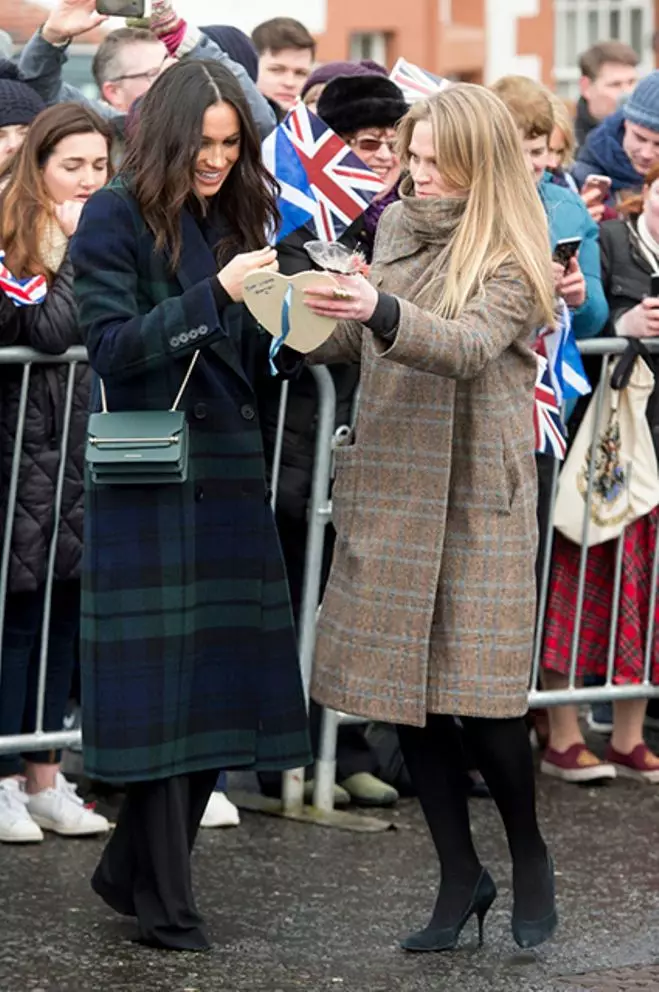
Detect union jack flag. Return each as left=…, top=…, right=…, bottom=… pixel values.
left=534, top=355, right=567, bottom=460
left=281, top=103, right=385, bottom=242
left=0, top=252, right=47, bottom=307
left=389, top=58, right=451, bottom=105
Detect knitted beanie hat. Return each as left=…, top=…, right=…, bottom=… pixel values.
left=300, top=59, right=387, bottom=99
left=0, top=59, right=45, bottom=129
left=317, top=74, right=407, bottom=136
left=624, top=71, right=659, bottom=134
left=201, top=25, right=259, bottom=83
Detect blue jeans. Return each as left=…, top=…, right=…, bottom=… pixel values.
left=0, top=581, right=80, bottom=776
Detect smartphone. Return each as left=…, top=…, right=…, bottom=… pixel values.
left=96, top=0, right=151, bottom=17
left=650, top=273, right=659, bottom=298
left=583, top=174, right=612, bottom=198
left=553, top=237, right=582, bottom=272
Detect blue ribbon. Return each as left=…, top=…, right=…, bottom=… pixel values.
left=269, top=283, right=293, bottom=375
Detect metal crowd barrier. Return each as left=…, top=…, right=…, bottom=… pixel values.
left=0, top=346, right=86, bottom=758
left=1, top=342, right=658, bottom=822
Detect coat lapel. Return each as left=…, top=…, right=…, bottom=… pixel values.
left=170, top=207, right=251, bottom=388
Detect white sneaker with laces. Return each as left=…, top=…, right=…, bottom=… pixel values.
left=0, top=778, right=44, bottom=843
left=200, top=791, right=240, bottom=828
left=26, top=773, right=110, bottom=837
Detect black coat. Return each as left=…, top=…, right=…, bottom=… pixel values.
left=570, top=217, right=659, bottom=455
left=0, top=254, right=90, bottom=592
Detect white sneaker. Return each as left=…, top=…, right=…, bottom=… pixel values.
left=26, top=773, right=110, bottom=837
left=0, top=778, right=43, bottom=843
left=200, top=791, right=240, bottom=828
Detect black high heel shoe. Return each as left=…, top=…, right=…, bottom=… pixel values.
left=512, top=854, right=558, bottom=950
left=401, top=869, right=497, bottom=953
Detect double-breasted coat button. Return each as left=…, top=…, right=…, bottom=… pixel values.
left=240, top=404, right=256, bottom=421
left=170, top=336, right=179, bottom=348
left=194, top=485, right=204, bottom=502
left=179, top=331, right=189, bottom=345
left=193, top=402, right=207, bottom=420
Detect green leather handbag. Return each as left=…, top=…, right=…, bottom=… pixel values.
left=86, top=351, right=199, bottom=486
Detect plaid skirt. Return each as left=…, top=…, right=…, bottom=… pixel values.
left=542, top=507, right=659, bottom=684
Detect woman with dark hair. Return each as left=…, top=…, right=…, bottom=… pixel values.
left=70, top=60, right=310, bottom=951
left=0, top=102, right=112, bottom=842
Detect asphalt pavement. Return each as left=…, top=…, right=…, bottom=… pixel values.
left=1, top=749, right=658, bottom=992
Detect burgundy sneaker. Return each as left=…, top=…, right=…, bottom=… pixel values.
left=605, top=743, right=659, bottom=784
left=540, top=744, right=616, bottom=783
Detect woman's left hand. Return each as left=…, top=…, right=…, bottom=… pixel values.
left=303, top=273, right=379, bottom=322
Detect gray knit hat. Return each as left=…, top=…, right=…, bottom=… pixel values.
left=624, top=71, right=659, bottom=134
left=0, top=59, right=45, bottom=129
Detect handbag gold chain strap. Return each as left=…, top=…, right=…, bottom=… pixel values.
left=98, top=350, right=201, bottom=414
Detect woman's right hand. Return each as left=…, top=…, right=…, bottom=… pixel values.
left=218, top=247, right=278, bottom=302
left=620, top=299, right=659, bottom=338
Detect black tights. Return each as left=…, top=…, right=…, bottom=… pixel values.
left=397, top=714, right=550, bottom=922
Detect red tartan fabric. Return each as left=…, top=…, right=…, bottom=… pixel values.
left=543, top=508, right=659, bottom=683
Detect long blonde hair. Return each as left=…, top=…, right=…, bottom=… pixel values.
left=548, top=91, right=576, bottom=167
left=397, top=84, right=555, bottom=325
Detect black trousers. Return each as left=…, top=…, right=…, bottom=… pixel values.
left=92, top=769, right=218, bottom=950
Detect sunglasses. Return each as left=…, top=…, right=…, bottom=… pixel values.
left=350, top=137, right=398, bottom=155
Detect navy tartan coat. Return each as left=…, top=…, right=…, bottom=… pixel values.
left=70, top=180, right=311, bottom=784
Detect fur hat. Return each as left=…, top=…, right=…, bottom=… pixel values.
left=317, top=74, right=407, bottom=136
left=300, top=59, right=387, bottom=99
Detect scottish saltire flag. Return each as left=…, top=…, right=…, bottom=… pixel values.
left=534, top=355, right=567, bottom=460
left=281, top=103, right=384, bottom=242
left=389, top=57, right=451, bottom=105
left=262, top=126, right=316, bottom=242
left=534, top=299, right=591, bottom=404
left=0, top=251, right=47, bottom=307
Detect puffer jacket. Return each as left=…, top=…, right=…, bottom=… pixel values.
left=0, top=254, right=91, bottom=592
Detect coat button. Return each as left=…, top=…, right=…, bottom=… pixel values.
left=193, top=402, right=207, bottom=420
left=195, top=485, right=204, bottom=502
left=240, top=404, right=256, bottom=421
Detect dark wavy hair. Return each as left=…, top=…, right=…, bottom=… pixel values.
left=121, top=59, right=279, bottom=268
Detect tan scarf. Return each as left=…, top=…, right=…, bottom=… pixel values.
left=398, top=174, right=467, bottom=248
left=40, top=214, right=69, bottom=274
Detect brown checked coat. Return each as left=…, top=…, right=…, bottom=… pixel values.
left=309, top=195, right=542, bottom=724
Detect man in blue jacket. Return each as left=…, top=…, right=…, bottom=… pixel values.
left=573, top=71, right=659, bottom=201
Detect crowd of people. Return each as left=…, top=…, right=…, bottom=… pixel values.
left=0, top=0, right=658, bottom=955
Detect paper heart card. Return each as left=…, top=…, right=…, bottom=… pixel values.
left=243, top=270, right=339, bottom=354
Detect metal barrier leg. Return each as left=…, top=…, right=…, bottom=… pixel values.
left=232, top=367, right=393, bottom=831
left=313, top=708, right=340, bottom=812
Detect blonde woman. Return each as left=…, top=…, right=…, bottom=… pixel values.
left=304, top=85, right=557, bottom=953
left=546, top=91, right=607, bottom=222
left=547, top=91, right=576, bottom=174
